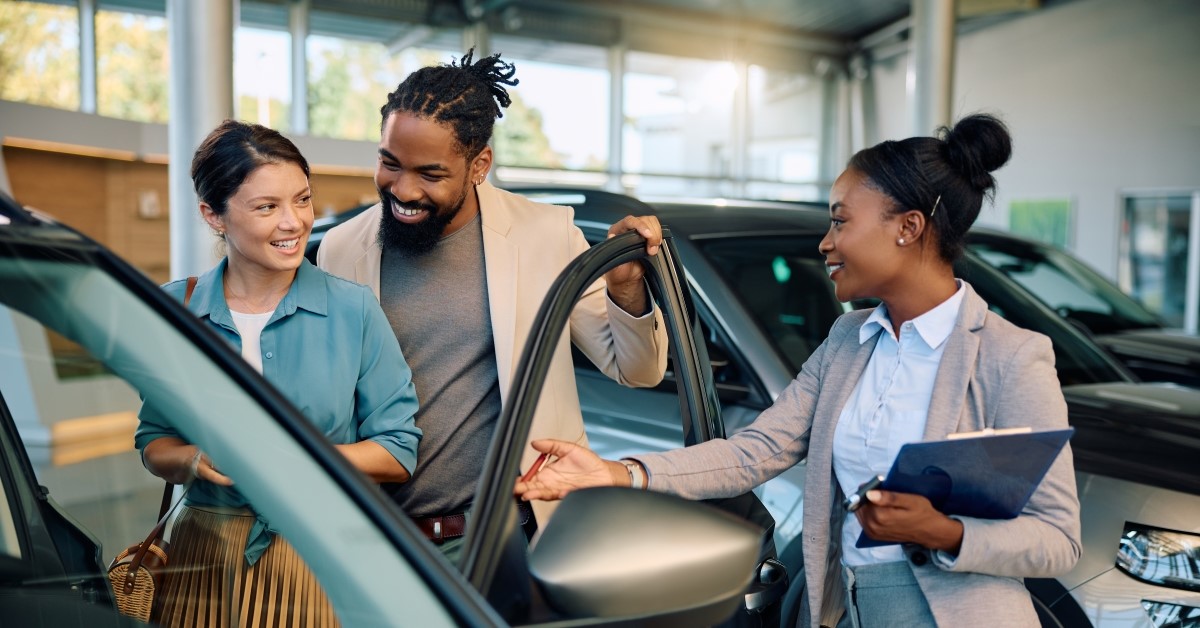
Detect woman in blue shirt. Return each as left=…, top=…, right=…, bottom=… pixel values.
left=136, top=120, right=421, bottom=627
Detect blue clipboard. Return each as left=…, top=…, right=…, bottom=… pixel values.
left=856, top=427, right=1074, bottom=548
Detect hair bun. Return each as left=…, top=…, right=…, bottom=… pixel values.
left=940, top=113, right=1012, bottom=193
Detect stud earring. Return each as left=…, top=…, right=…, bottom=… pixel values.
left=898, top=238, right=905, bottom=245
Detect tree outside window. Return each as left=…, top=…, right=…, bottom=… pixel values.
left=0, top=0, right=80, bottom=111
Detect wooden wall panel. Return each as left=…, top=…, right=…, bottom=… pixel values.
left=6, top=147, right=110, bottom=242
left=4, top=148, right=376, bottom=283
left=310, top=172, right=378, bottom=218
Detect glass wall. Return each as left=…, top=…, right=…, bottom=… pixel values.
left=1118, top=193, right=1196, bottom=329
left=746, top=64, right=822, bottom=201
left=0, top=0, right=79, bottom=110
left=307, top=36, right=457, bottom=141
left=96, top=8, right=168, bottom=123
left=491, top=37, right=609, bottom=173
left=235, top=26, right=292, bottom=131
left=623, top=51, right=736, bottom=197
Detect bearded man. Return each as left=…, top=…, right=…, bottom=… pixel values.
left=316, top=50, right=668, bottom=562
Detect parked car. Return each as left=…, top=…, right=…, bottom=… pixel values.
left=967, top=229, right=1200, bottom=388
left=0, top=191, right=779, bottom=626
left=467, top=187, right=1198, bottom=628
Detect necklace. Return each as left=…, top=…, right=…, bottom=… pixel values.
left=224, top=277, right=291, bottom=314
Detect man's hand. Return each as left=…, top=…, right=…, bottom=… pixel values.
left=855, top=490, right=964, bottom=554
left=604, top=215, right=663, bottom=315
left=514, top=439, right=628, bottom=501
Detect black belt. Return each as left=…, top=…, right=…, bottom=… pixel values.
left=412, top=500, right=537, bottom=544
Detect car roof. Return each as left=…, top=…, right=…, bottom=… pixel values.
left=506, top=186, right=831, bottom=238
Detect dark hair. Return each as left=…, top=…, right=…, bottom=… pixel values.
left=848, top=113, right=1012, bottom=262
left=379, top=48, right=518, bottom=158
left=191, top=119, right=310, bottom=216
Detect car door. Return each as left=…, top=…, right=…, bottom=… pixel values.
left=0, top=388, right=133, bottom=626
left=462, top=230, right=787, bottom=626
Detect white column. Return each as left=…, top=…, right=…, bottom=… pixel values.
left=289, top=0, right=309, bottom=135
left=78, top=0, right=97, bottom=114
left=907, top=0, right=956, bottom=136
left=463, top=21, right=490, bottom=58
left=731, top=61, right=749, bottom=198
left=168, top=0, right=234, bottom=279
left=606, top=44, right=625, bottom=193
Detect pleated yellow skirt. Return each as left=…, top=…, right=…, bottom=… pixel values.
left=155, top=504, right=340, bottom=628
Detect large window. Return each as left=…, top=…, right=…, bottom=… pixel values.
left=492, top=38, right=609, bottom=172
left=746, top=64, right=822, bottom=201
left=307, top=36, right=455, bottom=141
left=0, top=0, right=79, bottom=110
left=235, top=26, right=292, bottom=131
left=1119, top=192, right=1200, bottom=330
left=96, top=8, right=168, bottom=123
left=623, top=51, right=735, bottom=196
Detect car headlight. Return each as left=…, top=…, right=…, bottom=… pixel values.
left=1117, top=522, right=1200, bottom=593
left=1141, top=600, right=1200, bottom=628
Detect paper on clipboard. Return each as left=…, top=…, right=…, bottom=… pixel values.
left=855, top=427, right=1074, bottom=548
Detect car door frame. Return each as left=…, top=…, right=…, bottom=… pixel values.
left=461, top=230, right=726, bottom=594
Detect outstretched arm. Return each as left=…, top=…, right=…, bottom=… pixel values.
left=514, top=439, right=632, bottom=501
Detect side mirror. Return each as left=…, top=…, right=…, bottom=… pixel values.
left=529, top=487, right=762, bottom=625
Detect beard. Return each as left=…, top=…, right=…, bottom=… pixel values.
left=376, top=186, right=468, bottom=256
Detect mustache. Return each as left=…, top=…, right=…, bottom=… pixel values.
left=381, top=192, right=438, bottom=215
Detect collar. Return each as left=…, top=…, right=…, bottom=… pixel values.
left=859, top=279, right=966, bottom=349
left=189, top=258, right=329, bottom=327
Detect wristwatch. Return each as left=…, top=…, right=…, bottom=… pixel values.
left=620, top=459, right=646, bottom=490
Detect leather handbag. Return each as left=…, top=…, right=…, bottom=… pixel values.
left=107, top=483, right=178, bottom=622
left=107, top=276, right=198, bottom=621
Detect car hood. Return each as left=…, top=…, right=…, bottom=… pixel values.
left=1063, top=382, right=1200, bottom=495
left=1095, top=329, right=1200, bottom=368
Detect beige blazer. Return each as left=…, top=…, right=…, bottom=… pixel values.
left=636, top=283, right=1081, bottom=627
left=317, top=181, right=668, bottom=524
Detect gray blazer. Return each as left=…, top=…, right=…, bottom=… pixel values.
left=636, top=282, right=1081, bottom=627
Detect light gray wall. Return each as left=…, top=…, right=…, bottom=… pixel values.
left=866, top=0, right=1200, bottom=278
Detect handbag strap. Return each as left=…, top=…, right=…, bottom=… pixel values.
left=122, top=276, right=200, bottom=593
left=122, top=483, right=187, bottom=594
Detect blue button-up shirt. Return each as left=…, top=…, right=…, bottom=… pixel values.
left=136, top=258, right=421, bottom=563
left=832, top=281, right=965, bottom=566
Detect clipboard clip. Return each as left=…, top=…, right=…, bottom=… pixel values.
left=945, top=426, right=1032, bottom=440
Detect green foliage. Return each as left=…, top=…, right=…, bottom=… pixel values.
left=493, top=91, right=564, bottom=168
left=308, top=39, right=412, bottom=141
left=0, top=0, right=80, bottom=110
left=236, top=94, right=292, bottom=132
left=96, top=10, right=168, bottom=123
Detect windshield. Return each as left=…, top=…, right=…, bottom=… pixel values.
left=695, top=235, right=847, bottom=373
left=0, top=231, right=445, bottom=624
left=969, top=237, right=1162, bottom=334
left=956, top=255, right=1136, bottom=386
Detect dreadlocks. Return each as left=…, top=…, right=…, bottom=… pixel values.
left=380, top=49, right=518, bottom=159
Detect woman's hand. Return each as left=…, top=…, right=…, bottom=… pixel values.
left=514, top=439, right=628, bottom=501
left=855, top=490, right=964, bottom=554
left=143, top=437, right=233, bottom=486
left=189, top=449, right=235, bottom=486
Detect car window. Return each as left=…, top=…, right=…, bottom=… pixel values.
left=955, top=256, right=1136, bottom=386
left=0, top=241, right=461, bottom=625
left=0, top=456, right=20, bottom=561
left=694, top=235, right=843, bottom=373
left=970, top=240, right=1161, bottom=334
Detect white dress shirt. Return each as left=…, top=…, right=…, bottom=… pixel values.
left=832, top=281, right=966, bottom=566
